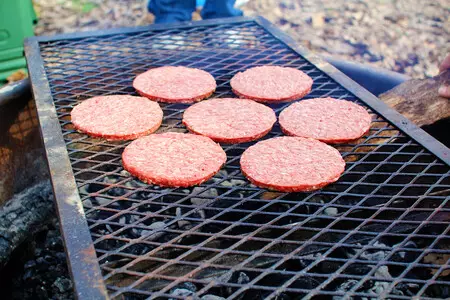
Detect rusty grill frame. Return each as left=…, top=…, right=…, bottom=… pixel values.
left=24, top=17, right=450, bottom=299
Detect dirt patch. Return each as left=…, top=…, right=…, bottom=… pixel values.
left=33, top=0, right=449, bottom=77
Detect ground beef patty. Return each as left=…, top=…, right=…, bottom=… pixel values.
left=122, top=133, right=226, bottom=187
left=182, top=98, right=276, bottom=144
left=230, top=66, right=313, bottom=103
left=133, top=66, right=216, bottom=103
left=279, top=97, right=372, bottom=144
left=240, top=136, right=345, bottom=192
left=71, top=95, right=163, bottom=140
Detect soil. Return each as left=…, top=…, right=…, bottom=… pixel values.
left=33, top=0, right=449, bottom=78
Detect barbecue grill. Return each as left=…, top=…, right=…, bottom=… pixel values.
left=24, top=17, right=450, bottom=299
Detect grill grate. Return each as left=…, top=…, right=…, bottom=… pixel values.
left=25, top=17, right=450, bottom=299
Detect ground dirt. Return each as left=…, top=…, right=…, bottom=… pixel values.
left=33, top=0, right=450, bottom=77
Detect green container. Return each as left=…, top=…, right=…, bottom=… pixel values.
left=0, top=0, right=36, bottom=81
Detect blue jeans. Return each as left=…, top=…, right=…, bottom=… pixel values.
left=148, top=0, right=243, bottom=24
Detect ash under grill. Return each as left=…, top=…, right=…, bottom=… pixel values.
left=25, top=17, right=450, bottom=299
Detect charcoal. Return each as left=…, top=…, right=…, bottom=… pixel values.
left=324, top=207, right=338, bottom=216
left=175, top=207, right=190, bottom=228
left=335, top=279, right=358, bottom=295
left=344, top=263, right=372, bottom=276
left=391, top=282, right=420, bottom=297
left=128, top=214, right=142, bottom=223
left=359, top=242, right=389, bottom=262
left=34, top=247, right=42, bottom=257
left=55, top=252, right=66, bottom=261
left=140, top=221, right=166, bottom=240
left=36, top=257, right=50, bottom=270
left=22, top=269, right=34, bottom=281
left=105, top=224, right=114, bottom=233
left=425, top=285, right=450, bottom=298
left=274, top=293, right=292, bottom=300
left=235, top=272, right=250, bottom=285
left=371, top=266, right=392, bottom=293
left=36, top=286, right=48, bottom=299
left=191, top=187, right=218, bottom=206
left=123, top=243, right=153, bottom=256
left=94, top=197, right=112, bottom=206
left=170, top=288, right=195, bottom=298
left=82, top=199, right=93, bottom=208
left=44, top=255, right=56, bottom=264
left=1, top=217, right=74, bottom=299
left=201, top=295, right=226, bottom=300
left=53, top=277, right=72, bottom=293
left=24, top=260, right=36, bottom=269
left=106, top=187, right=125, bottom=197
left=175, top=282, right=197, bottom=292
left=229, top=179, right=247, bottom=186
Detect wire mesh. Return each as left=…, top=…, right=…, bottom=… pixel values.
left=33, top=19, right=450, bottom=299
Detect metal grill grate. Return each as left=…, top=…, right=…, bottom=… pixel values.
left=25, top=17, right=450, bottom=299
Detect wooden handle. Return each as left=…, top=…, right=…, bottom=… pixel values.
left=379, top=70, right=450, bottom=127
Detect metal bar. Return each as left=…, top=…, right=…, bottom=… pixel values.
left=0, top=78, right=30, bottom=107
left=34, top=16, right=255, bottom=43
left=254, top=16, right=449, bottom=166
left=24, top=38, right=108, bottom=300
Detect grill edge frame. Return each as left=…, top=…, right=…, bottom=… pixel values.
left=24, top=16, right=450, bottom=299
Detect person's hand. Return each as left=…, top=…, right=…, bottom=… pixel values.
left=438, top=53, right=450, bottom=98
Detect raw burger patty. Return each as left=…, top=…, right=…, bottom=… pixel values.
left=279, top=97, right=372, bottom=144
left=133, top=66, right=216, bottom=103
left=71, top=95, right=163, bottom=140
left=122, top=133, right=226, bottom=187
left=230, top=66, right=313, bottom=103
left=240, top=136, right=345, bottom=192
left=182, top=98, right=276, bottom=144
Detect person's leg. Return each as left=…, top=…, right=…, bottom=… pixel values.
left=200, top=0, right=243, bottom=20
left=148, top=0, right=196, bottom=24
